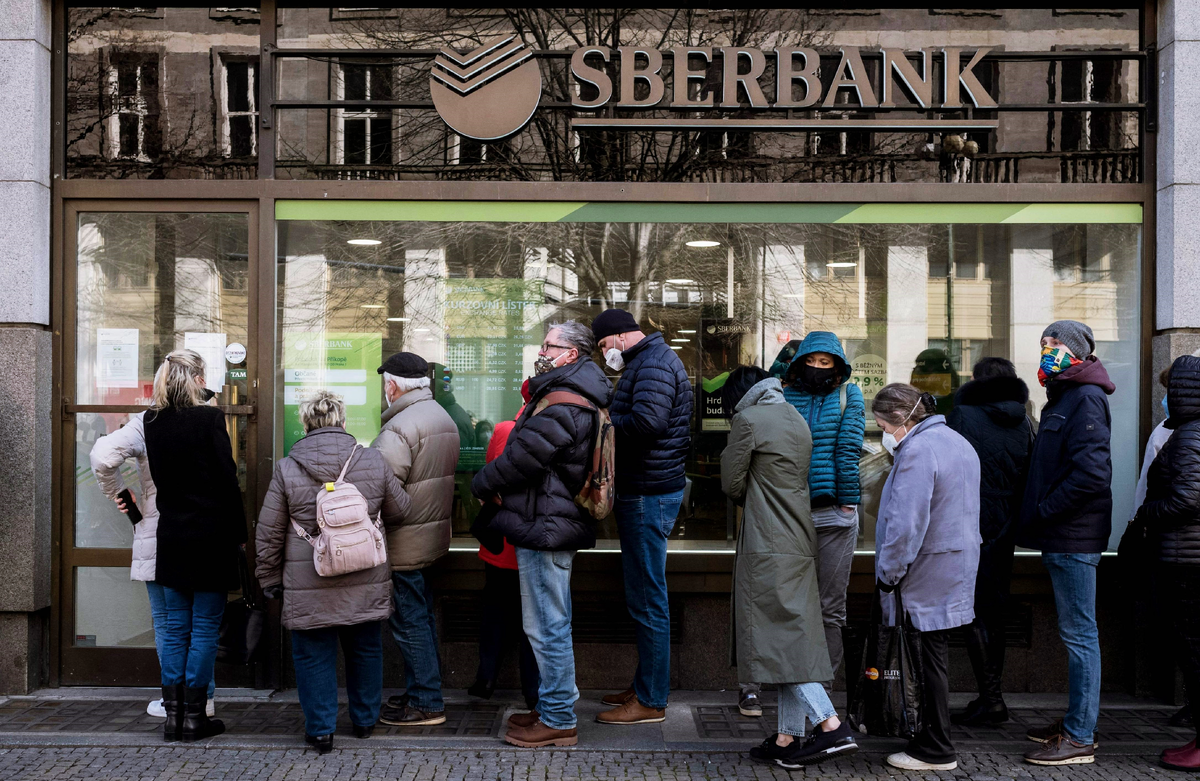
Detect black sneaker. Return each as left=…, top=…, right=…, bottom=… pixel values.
left=782, top=723, right=860, bottom=768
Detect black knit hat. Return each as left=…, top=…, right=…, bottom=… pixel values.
left=591, top=308, right=640, bottom=342
left=378, top=352, right=429, bottom=378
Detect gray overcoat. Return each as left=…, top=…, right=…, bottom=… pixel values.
left=722, top=378, right=833, bottom=685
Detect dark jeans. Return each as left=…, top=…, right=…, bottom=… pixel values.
left=615, top=489, right=683, bottom=710
left=158, top=587, right=226, bottom=690
left=906, top=629, right=954, bottom=765
left=291, top=621, right=383, bottom=737
left=388, top=569, right=444, bottom=712
left=966, top=533, right=1016, bottom=703
left=475, top=563, right=540, bottom=705
left=1160, top=563, right=1200, bottom=736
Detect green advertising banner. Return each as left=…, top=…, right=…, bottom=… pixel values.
left=282, top=332, right=382, bottom=455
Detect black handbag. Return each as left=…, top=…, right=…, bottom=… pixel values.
left=217, top=548, right=265, bottom=665
left=847, top=585, right=925, bottom=739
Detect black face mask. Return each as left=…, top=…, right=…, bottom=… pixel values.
left=796, top=364, right=840, bottom=395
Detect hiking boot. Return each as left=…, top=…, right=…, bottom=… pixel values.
left=738, top=692, right=763, bottom=718
left=885, top=752, right=957, bottom=771
left=305, top=733, right=333, bottom=754
left=1024, top=734, right=1095, bottom=765
left=951, top=697, right=1008, bottom=726
left=508, top=710, right=539, bottom=729
left=181, top=686, right=225, bottom=742
left=378, top=705, right=446, bottom=726
left=504, top=719, right=578, bottom=748
left=781, top=723, right=859, bottom=768
left=596, top=698, right=665, bottom=725
left=600, top=687, right=636, bottom=707
left=1162, top=740, right=1200, bottom=771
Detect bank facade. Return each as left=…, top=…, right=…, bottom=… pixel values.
left=0, top=2, right=1187, bottom=699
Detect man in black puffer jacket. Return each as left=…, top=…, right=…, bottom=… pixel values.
left=1136, top=355, right=1200, bottom=771
left=591, top=308, right=693, bottom=725
left=946, top=358, right=1033, bottom=727
left=471, top=320, right=612, bottom=749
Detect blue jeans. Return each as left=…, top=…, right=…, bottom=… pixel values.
left=157, top=586, right=225, bottom=690
left=291, top=621, right=383, bottom=737
left=777, top=682, right=838, bottom=737
left=516, top=547, right=579, bottom=730
left=614, top=489, right=682, bottom=710
left=1043, top=552, right=1102, bottom=745
left=146, top=583, right=215, bottom=698
left=388, top=570, right=443, bottom=712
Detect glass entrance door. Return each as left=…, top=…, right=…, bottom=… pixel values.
left=60, top=203, right=260, bottom=685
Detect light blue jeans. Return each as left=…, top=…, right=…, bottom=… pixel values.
left=516, top=547, right=579, bottom=730
left=777, top=682, right=839, bottom=737
left=1043, top=552, right=1102, bottom=746
left=146, top=583, right=215, bottom=698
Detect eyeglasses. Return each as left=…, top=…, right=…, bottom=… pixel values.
left=540, top=342, right=573, bottom=352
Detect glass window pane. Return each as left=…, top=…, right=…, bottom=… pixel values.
left=74, top=213, right=251, bottom=406
left=277, top=209, right=1141, bottom=552
left=75, top=567, right=153, bottom=647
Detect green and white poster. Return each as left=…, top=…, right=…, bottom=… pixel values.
left=282, top=332, right=382, bottom=454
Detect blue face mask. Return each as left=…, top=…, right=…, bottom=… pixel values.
left=1163, top=394, right=1170, bottom=419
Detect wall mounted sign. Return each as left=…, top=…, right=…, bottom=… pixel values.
left=430, top=39, right=1000, bottom=141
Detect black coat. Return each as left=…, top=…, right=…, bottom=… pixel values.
left=143, top=405, right=247, bottom=592
left=609, top=332, right=693, bottom=495
left=471, top=357, right=613, bottom=551
left=1016, top=357, right=1116, bottom=554
left=1140, top=355, right=1200, bottom=565
left=947, top=376, right=1033, bottom=545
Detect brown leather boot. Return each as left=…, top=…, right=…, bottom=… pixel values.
left=596, top=697, right=666, bottom=725
left=600, top=687, right=636, bottom=707
left=504, top=719, right=578, bottom=747
left=507, top=710, right=539, bottom=729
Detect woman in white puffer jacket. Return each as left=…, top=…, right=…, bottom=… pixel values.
left=90, top=409, right=216, bottom=718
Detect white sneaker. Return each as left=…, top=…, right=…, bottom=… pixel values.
left=147, top=698, right=166, bottom=718
left=207, top=697, right=216, bottom=718
left=886, top=752, right=957, bottom=771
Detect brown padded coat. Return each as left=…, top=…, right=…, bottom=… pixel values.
left=372, top=387, right=460, bottom=571
left=255, top=427, right=411, bottom=630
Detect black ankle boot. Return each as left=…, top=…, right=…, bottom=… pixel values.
left=305, top=733, right=334, bottom=754
left=181, top=685, right=225, bottom=742
left=162, top=684, right=184, bottom=742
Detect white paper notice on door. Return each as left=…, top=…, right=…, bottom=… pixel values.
left=97, top=328, right=139, bottom=388
left=184, top=332, right=227, bottom=393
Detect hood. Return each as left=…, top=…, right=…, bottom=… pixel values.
left=734, top=377, right=786, bottom=413
left=954, top=376, right=1029, bottom=428
left=381, top=385, right=433, bottom=426
left=787, top=331, right=850, bottom=383
left=1166, top=355, right=1200, bottom=429
left=287, top=427, right=362, bottom=483
left=1053, top=355, right=1116, bottom=395
left=528, top=356, right=614, bottom=408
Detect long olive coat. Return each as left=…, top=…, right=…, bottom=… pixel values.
left=721, top=378, right=833, bottom=685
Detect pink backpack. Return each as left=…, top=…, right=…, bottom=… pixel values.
left=291, top=445, right=387, bottom=577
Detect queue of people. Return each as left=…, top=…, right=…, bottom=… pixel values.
left=86, top=314, right=1200, bottom=773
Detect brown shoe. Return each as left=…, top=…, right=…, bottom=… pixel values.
left=600, top=687, right=636, bottom=707
left=1024, top=735, right=1095, bottom=766
left=504, top=719, right=578, bottom=748
left=507, top=710, right=539, bottom=729
left=596, top=698, right=666, bottom=725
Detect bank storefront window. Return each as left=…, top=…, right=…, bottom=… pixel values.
left=275, top=201, right=1142, bottom=552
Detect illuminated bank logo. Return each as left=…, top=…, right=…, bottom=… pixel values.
left=430, top=36, right=542, bottom=141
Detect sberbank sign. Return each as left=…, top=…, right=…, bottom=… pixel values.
left=431, top=39, right=1001, bottom=141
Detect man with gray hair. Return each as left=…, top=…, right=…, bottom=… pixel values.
left=372, top=352, right=460, bottom=727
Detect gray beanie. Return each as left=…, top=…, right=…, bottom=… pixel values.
left=1042, top=320, right=1095, bottom=358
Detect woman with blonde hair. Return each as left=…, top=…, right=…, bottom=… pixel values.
left=138, top=349, right=244, bottom=741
